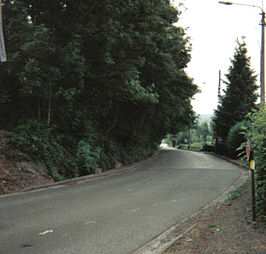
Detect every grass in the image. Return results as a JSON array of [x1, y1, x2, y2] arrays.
[[177, 142, 215, 152], [178, 142, 203, 151], [227, 183, 245, 201], [207, 223, 216, 228]]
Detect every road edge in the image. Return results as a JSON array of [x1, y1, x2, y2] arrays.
[[0, 150, 160, 198], [131, 153, 249, 254]]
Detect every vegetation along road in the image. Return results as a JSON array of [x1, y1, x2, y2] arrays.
[[0, 148, 243, 254]]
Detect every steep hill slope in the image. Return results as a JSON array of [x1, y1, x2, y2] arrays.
[[0, 130, 53, 195]]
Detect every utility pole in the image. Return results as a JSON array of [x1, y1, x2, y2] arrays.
[[218, 70, 222, 103], [219, 1, 265, 104], [260, 11, 265, 104]]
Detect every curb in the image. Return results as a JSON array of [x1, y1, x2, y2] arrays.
[[0, 151, 159, 198], [202, 152, 250, 170]]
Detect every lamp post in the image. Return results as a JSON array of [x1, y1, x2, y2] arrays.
[[219, 1, 265, 104]]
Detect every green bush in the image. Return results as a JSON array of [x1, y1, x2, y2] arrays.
[[11, 120, 64, 181], [227, 121, 247, 158], [202, 143, 215, 152], [245, 106, 266, 219], [76, 140, 101, 176], [11, 119, 106, 180], [215, 141, 228, 156], [11, 119, 159, 181]]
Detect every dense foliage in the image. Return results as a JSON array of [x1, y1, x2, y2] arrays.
[[165, 119, 212, 149], [244, 106, 266, 218], [226, 120, 247, 158], [212, 40, 258, 156], [0, 0, 197, 179]]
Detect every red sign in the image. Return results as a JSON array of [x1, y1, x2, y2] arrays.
[[246, 140, 251, 161]]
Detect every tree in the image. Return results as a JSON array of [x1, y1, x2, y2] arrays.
[[197, 122, 209, 142], [212, 39, 258, 142], [0, 0, 198, 179], [226, 120, 247, 158]]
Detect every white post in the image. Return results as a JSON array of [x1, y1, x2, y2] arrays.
[[0, 0, 7, 62]]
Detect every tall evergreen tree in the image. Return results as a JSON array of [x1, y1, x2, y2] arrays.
[[213, 40, 258, 141]]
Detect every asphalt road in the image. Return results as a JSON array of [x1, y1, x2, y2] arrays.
[[0, 148, 242, 254]]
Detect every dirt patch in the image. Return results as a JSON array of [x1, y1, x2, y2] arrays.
[[0, 130, 53, 195], [164, 181, 266, 254]]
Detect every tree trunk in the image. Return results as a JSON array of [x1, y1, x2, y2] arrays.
[[37, 97, 41, 122], [47, 87, 52, 126]]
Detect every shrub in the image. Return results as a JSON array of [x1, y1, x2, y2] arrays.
[[227, 121, 247, 158], [245, 106, 266, 219], [202, 143, 215, 152], [76, 140, 101, 176], [215, 141, 228, 156], [11, 120, 65, 181]]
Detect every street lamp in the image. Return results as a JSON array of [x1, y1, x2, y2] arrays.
[[219, 1, 233, 5], [219, 1, 265, 104]]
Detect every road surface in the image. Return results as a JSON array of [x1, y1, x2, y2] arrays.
[[0, 148, 243, 254]]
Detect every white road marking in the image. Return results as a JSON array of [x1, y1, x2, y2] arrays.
[[39, 229, 53, 236], [84, 220, 96, 225]]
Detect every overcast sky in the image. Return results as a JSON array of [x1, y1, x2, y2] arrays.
[[172, 0, 263, 115]]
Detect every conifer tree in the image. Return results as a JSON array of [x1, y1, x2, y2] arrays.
[[213, 39, 258, 141]]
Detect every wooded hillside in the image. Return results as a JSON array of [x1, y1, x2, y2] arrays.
[[0, 0, 197, 180]]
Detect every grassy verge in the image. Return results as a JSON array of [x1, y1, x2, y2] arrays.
[[177, 142, 215, 152], [227, 183, 246, 200], [164, 181, 266, 254]]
